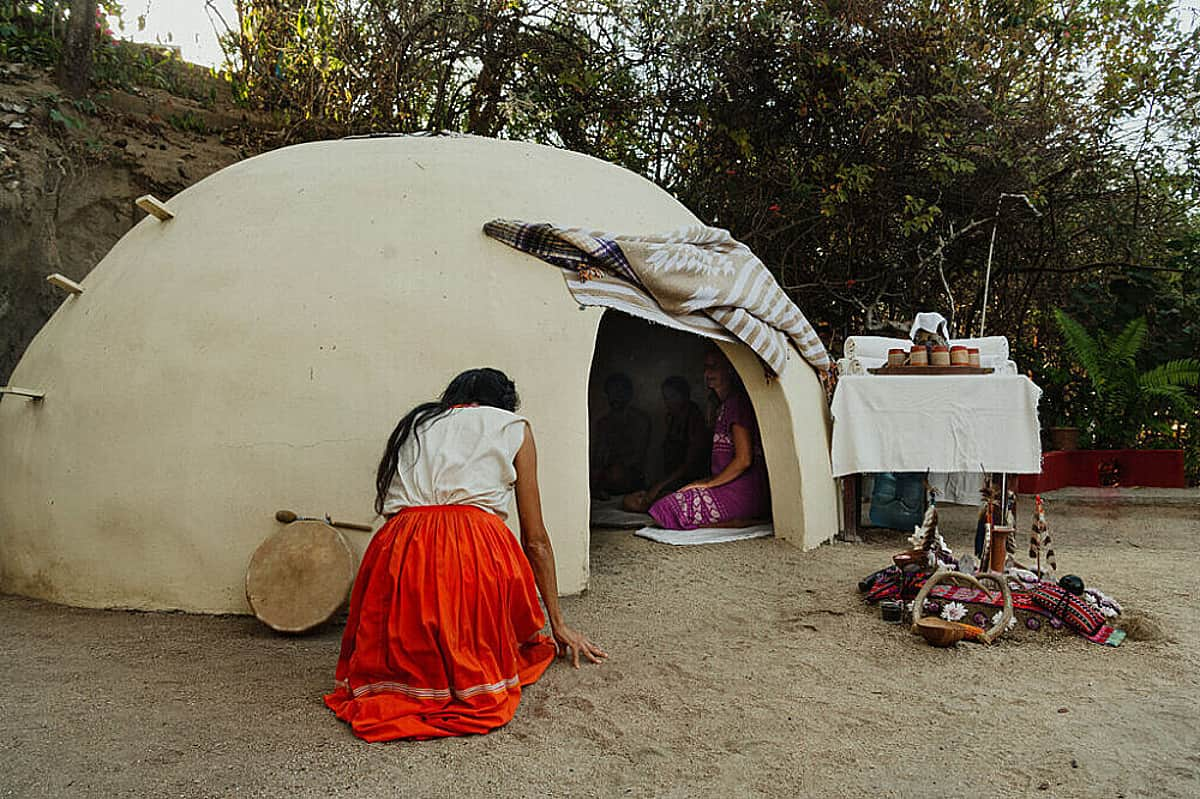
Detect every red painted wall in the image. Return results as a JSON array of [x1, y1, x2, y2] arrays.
[[1018, 450, 1186, 493]]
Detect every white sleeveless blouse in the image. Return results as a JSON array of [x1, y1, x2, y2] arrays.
[[380, 406, 528, 520]]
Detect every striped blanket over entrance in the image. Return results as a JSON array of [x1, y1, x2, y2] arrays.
[[483, 220, 831, 375]]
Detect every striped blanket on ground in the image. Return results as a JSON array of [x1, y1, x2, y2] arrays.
[[928, 585, 1126, 647], [482, 220, 831, 375], [861, 567, 1124, 646]]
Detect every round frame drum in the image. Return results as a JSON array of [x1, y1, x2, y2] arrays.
[[246, 520, 355, 632]]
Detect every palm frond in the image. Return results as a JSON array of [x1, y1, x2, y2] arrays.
[[1141, 384, 1197, 416], [1105, 368, 1139, 407], [1053, 309, 1107, 394], [1108, 317, 1148, 367], [1139, 360, 1199, 419], [1140, 359, 1200, 390]]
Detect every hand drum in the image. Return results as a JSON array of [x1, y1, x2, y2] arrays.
[[246, 520, 355, 633]]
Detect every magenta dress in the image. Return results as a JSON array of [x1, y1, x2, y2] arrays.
[[649, 392, 770, 529]]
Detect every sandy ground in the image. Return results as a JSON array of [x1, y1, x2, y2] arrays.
[[2, 500, 1198, 798]]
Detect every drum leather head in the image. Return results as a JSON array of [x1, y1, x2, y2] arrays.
[[246, 520, 355, 633]]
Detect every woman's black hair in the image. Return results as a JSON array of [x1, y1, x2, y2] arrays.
[[374, 368, 519, 515]]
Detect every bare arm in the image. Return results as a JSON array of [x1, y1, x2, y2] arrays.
[[686, 423, 753, 490], [514, 424, 607, 668]]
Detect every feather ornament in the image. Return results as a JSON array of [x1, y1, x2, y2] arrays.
[[1029, 503, 1043, 561], [920, 501, 940, 551], [1030, 495, 1057, 576], [910, 492, 953, 566]]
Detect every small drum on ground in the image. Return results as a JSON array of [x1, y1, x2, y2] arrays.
[[246, 519, 356, 633]]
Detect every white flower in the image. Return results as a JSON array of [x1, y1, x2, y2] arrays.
[[941, 602, 967, 622], [991, 610, 1017, 631]]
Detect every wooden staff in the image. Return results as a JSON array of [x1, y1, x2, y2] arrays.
[[275, 509, 374, 532]]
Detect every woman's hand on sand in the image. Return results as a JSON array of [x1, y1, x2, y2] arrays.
[[552, 624, 608, 668]]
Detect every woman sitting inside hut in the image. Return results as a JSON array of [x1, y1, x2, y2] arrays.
[[645, 347, 770, 529], [325, 368, 606, 742]]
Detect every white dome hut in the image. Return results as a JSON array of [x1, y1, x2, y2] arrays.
[[0, 136, 838, 614]]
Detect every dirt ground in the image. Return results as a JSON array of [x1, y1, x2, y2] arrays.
[[2, 500, 1198, 798]]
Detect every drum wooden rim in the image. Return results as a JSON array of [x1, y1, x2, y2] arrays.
[[245, 520, 356, 633]]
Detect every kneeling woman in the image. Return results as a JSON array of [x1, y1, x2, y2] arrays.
[[648, 348, 770, 529], [325, 368, 606, 742]]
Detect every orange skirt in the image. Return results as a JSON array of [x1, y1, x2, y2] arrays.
[[323, 505, 556, 741]]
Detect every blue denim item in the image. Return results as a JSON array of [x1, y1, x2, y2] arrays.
[[868, 472, 925, 531]]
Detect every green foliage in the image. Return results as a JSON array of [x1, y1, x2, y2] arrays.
[[1065, 231, 1200, 365], [167, 110, 207, 134], [0, 1, 65, 66], [48, 106, 85, 130], [1052, 310, 1199, 449], [0, 2, 206, 99], [93, 40, 176, 91]]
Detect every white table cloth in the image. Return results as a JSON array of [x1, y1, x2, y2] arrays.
[[830, 374, 1042, 477]]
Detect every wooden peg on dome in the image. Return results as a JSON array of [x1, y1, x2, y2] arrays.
[[0, 386, 45, 401], [46, 273, 84, 295], [135, 194, 174, 221]]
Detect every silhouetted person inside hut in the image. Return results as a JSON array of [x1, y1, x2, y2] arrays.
[[590, 372, 651, 498]]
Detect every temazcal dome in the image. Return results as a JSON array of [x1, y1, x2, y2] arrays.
[[0, 135, 838, 614]]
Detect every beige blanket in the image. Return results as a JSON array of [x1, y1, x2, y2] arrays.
[[483, 220, 831, 374]]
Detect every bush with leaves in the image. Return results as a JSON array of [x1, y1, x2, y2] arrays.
[[0, 1, 197, 97], [1052, 309, 1199, 450], [1, 1, 69, 66]]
